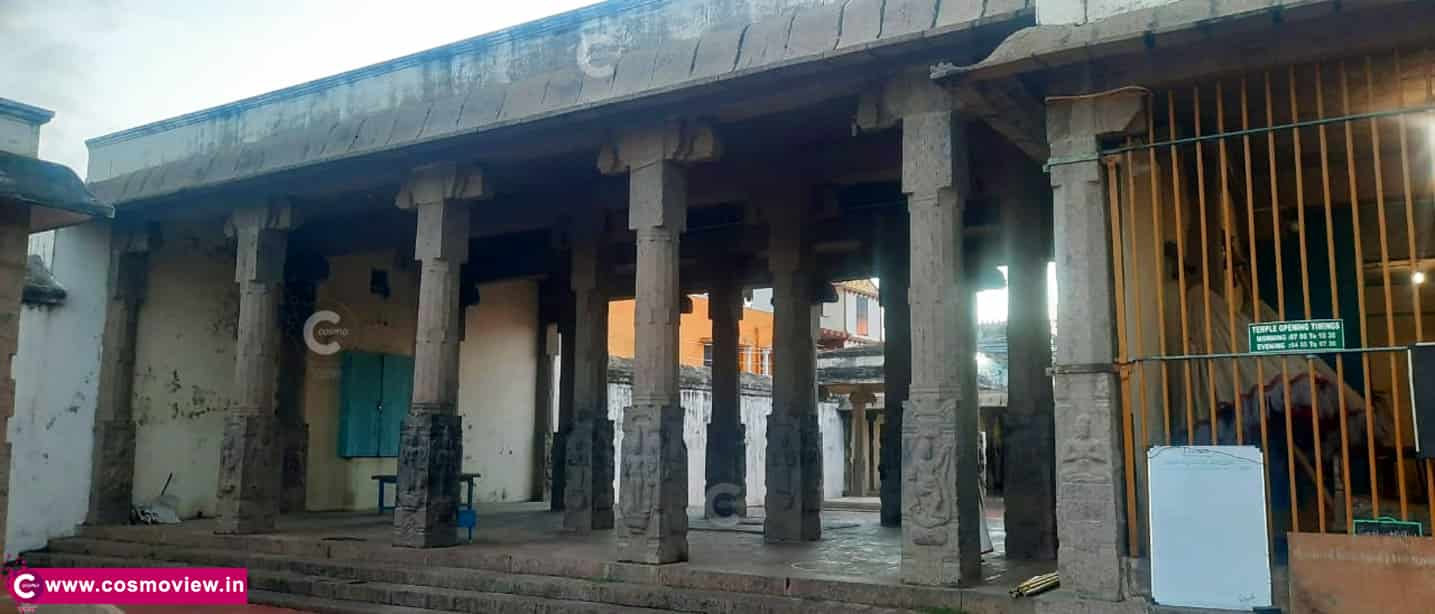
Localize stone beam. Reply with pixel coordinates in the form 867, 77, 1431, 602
1046, 87, 1145, 602
217, 200, 298, 534
603, 121, 719, 564
87, 225, 153, 526
392, 163, 489, 548
949, 80, 1048, 162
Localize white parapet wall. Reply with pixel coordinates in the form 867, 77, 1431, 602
1036, 0, 1181, 24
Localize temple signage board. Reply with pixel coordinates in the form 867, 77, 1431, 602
1248, 320, 1345, 354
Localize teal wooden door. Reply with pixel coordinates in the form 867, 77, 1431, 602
338, 352, 383, 457
378, 354, 414, 457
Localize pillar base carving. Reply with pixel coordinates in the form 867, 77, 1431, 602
617, 405, 687, 564
704, 422, 747, 518
900, 393, 980, 587
563, 415, 616, 532
393, 413, 462, 549
764, 413, 821, 543
280, 423, 309, 514
88, 419, 137, 525
215, 414, 281, 535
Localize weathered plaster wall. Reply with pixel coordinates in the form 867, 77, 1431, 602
130, 218, 238, 519
7, 222, 109, 557
458, 279, 539, 503
606, 384, 843, 508
303, 256, 539, 511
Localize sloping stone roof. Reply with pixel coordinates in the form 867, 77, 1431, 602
86, 0, 1032, 207
0, 151, 113, 225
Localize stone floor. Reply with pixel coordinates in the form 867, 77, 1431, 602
110, 497, 1045, 594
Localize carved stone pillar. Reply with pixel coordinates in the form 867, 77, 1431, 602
564, 216, 615, 532
1046, 90, 1146, 601
1002, 155, 1058, 561
705, 277, 746, 517
870, 73, 982, 586
848, 391, 876, 497
601, 121, 719, 564
0, 203, 28, 551
392, 163, 487, 548
217, 202, 296, 534
764, 186, 822, 543
87, 226, 151, 525
878, 212, 910, 527
553, 296, 575, 512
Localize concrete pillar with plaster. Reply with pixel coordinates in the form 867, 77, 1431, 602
564, 216, 615, 533
217, 201, 296, 534
391, 163, 487, 548
87, 226, 151, 525
848, 391, 877, 497
1045, 90, 1146, 602
764, 185, 822, 543
600, 121, 719, 564
705, 277, 746, 517
877, 212, 910, 527
870, 73, 983, 586
1001, 155, 1059, 561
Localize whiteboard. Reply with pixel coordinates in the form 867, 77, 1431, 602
1148, 446, 1271, 610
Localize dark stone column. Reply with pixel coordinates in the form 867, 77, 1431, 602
392, 163, 487, 548
552, 298, 575, 512
565, 218, 615, 532
878, 211, 910, 528
1002, 154, 1058, 561
705, 277, 746, 517
88, 227, 150, 525
217, 203, 294, 534
764, 184, 822, 543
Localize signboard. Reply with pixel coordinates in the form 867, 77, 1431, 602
1248, 319, 1345, 353
1354, 517, 1425, 537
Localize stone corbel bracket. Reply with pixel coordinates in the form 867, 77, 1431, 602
596, 120, 722, 176
395, 161, 491, 210
225, 199, 299, 283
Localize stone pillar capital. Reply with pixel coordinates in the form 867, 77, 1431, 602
855, 71, 957, 133
225, 199, 299, 236
395, 162, 490, 210
598, 120, 721, 176
1045, 90, 1146, 160
627, 161, 687, 233
412, 200, 471, 265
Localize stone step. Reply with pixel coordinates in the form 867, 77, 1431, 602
65, 527, 984, 612
249, 589, 452, 614
38, 539, 922, 614
32, 552, 674, 614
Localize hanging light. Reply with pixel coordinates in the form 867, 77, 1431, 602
1414, 270, 1427, 286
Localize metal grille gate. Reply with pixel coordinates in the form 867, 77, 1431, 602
1097, 49, 1435, 556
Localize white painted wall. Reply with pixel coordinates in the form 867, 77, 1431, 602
606, 384, 844, 510
7, 222, 110, 558
459, 279, 539, 503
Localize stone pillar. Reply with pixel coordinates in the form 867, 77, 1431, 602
878, 212, 910, 527
1046, 90, 1145, 601
600, 121, 719, 564
534, 318, 558, 502
392, 163, 488, 548
0, 202, 27, 551
217, 201, 296, 534
705, 277, 746, 517
764, 186, 822, 543
1002, 156, 1058, 561
552, 297, 576, 512
87, 226, 151, 525
564, 217, 615, 532
895, 80, 981, 586
848, 391, 876, 497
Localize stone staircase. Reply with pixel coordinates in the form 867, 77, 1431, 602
27, 526, 1020, 613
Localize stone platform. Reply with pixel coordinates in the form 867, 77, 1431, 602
31, 502, 1054, 613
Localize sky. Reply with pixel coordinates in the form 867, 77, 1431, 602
1, 0, 600, 177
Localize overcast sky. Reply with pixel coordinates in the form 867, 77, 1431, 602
1, 0, 599, 177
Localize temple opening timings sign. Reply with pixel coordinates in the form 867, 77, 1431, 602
1248, 319, 1345, 354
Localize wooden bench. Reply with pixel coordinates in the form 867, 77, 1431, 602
371, 473, 481, 514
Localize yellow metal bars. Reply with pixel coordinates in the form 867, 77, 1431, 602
1216, 83, 1246, 446
1266, 71, 1302, 534
1194, 87, 1221, 443
1240, 77, 1275, 544
1290, 66, 1329, 533
1171, 96, 1197, 442
1367, 56, 1411, 520
1340, 60, 1383, 519
1151, 106, 1174, 446
1105, 155, 1142, 557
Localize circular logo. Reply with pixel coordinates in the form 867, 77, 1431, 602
303, 309, 349, 355
10, 571, 41, 602
704, 483, 743, 528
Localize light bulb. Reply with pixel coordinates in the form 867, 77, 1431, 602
1414, 271, 1427, 286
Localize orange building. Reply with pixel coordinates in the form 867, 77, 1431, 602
608, 295, 775, 375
